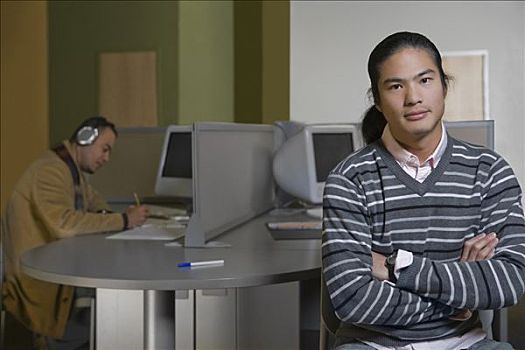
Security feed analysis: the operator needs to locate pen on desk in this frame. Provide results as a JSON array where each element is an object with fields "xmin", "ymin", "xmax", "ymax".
[
  {"xmin": 177, "ymin": 260, "xmax": 225, "ymax": 268},
  {"xmin": 133, "ymin": 192, "xmax": 141, "ymax": 206}
]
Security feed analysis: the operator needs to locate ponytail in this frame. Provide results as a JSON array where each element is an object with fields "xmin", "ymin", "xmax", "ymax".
[{"xmin": 361, "ymin": 106, "xmax": 386, "ymax": 145}]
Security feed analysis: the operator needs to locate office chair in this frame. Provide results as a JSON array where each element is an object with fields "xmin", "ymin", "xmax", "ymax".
[
  {"xmin": 319, "ymin": 273, "xmax": 339, "ymax": 350},
  {"xmin": 1, "ymin": 219, "xmax": 5, "ymax": 350},
  {"xmin": 319, "ymin": 273, "xmax": 506, "ymax": 350}
]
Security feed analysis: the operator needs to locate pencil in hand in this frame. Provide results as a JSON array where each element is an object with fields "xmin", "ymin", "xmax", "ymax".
[{"xmin": 133, "ymin": 192, "xmax": 141, "ymax": 206}]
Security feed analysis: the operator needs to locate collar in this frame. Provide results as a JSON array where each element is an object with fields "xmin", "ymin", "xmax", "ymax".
[
  {"xmin": 381, "ymin": 123, "xmax": 448, "ymax": 168},
  {"xmin": 62, "ymin": 140, "xmax": 79, "ymax": 165}
]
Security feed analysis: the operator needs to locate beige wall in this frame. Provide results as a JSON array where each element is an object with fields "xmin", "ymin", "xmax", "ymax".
[
  {"xmin": 1, "ymin": 1, "xmax": 49, "ymax": 212},
  {"xmin": 290, "ymin": 1, "xmax": 525, "ymax": 192}
]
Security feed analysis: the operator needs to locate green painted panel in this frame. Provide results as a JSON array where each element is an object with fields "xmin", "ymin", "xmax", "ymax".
[
  {"xmin": 49, "ymin": 0, "xmax": 289, "ymax": 141},
  {"xmin": 49, "ymin": 0, "xmax": 178, "ymax": 143},
  {"xmin": 178, "ymin": 1, "xmax": 234, "ymax": 124},
  {"xmin": 234, "ymin": 1, "xmax": 262, "ymax": 124}
]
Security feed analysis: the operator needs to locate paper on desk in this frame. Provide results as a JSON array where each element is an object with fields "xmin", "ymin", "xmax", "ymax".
[{"xmin": 106, "ymin": 224, "xmax": 185, "ymax": 241}]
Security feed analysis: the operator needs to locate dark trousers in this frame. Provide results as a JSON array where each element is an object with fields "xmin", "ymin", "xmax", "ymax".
[
  {"xmin": 34, "ymin": 288, "xmax": 94, "ymax": 350},
  {"xmin": 3, "ymin": 308, "xmax": 90, "ymax": 350}
]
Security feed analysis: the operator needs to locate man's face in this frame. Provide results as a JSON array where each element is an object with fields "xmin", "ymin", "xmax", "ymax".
[
  {"xmin": 77, "ymin": 127, "xmax": 116, "ymax": 174},
  {"xmin": 375, "ymin": 48, "xmax": 446, "ymax": 147}
]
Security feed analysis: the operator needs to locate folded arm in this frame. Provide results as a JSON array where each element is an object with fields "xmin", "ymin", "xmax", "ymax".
[
  {"xmin": 396, "ymin": 161, "xmax": 525, "ymax": 310},
  {"xmin": 322, "ymin": 173, "xmax": 458, "ymax": 326}
]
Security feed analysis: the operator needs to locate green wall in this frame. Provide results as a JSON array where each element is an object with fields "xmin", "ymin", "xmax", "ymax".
[
  {"xmin": 178, "ymin": 1, "xmax": 234, "ymax": 124},
  {"xmin": 49, "ymin": 0, "xmax": 179, "ymax": 144},
  {"xmin": 234, "ymin": 1, "xmax": 290, "ymax": 125},
  {"xmin": 234, "ymin": 1, "xmax": 262, "ymax": 124},
  {"xmin": 49, "ymin": 0, "xmax": 289, "ymax": 144}
]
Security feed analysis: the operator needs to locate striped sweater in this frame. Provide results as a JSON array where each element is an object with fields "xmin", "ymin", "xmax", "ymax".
[{"xmin": 322, "ymin": 136, "xmax": 525, "ymax": 347}]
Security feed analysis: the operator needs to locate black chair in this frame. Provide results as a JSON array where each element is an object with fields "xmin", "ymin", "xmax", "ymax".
[
  {"xmin": 1, "ymin": 219, "xmax": 6, "ymax": 350},
  {"xmin": 319, "ymin": 273, "xmax": 339, "ymax": 350}
]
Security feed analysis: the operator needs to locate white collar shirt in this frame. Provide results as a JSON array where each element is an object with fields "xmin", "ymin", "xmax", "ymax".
[{"xmin": 381, "ymin": 123, "xmax": 448, "ymax": 183}]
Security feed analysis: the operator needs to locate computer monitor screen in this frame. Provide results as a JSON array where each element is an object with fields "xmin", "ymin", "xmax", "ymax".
[
  {"xmin": 273, "ymin": 124, "xmax": 363, "ymax": 205},
  {"xmin": 161, "ymin": 132, "xmax": 192, "ymax": 178},
  {"xmin": 313, "ymin": 133, "xmax": 355, "ymax": 182},
  {"xmin": 155, "ymin": 125, "xmax": 193, "ymax": 199}
]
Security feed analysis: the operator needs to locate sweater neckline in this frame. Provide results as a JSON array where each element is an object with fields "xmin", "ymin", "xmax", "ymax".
[{"xmin": 375, "ymin": 137, "xmax": 454, "ymax": 196}]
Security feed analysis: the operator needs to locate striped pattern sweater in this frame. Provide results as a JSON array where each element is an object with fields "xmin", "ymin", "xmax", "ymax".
[{"xmin": 322, "ymin": 136, "xmax": 525, "ymax": 346}]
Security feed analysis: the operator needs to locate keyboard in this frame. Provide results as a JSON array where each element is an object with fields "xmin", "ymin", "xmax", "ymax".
[
  {"xmin": 146, "ymin": 204, "xmax": 189, "ymax": 222},
  {"xmin": 266, "ymin": 221, "xmax": 322, "ymax": 240},
  {"xmin": 266, "ymin": 221, "xmax": 322, "ymax": 231}
]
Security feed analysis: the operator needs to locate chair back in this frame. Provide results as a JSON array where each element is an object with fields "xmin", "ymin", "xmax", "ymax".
[
  {"xmin": 321, "ymin": 272, "xmax": 340, "ymax": 335},
  {"xmin": 1, "ymin": 218, "xmax": 5, "ymax": 349}
]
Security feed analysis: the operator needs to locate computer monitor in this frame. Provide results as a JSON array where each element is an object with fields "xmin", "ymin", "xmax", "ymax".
[
  {"xmin": 154, "ymin": 125, "xmax": 193, "ymax": 199},
  {"xmin": 272, "ymin": 123, "xmax": 363, "ymax": 205}
]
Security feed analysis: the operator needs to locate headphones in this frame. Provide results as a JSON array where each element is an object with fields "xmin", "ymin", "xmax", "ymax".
[
  {"xmin": 76, "ymin": 126, "xmax": 99, "ymax": 146},
  {"xmin": 72, "ymin": 116, "xmax": 116, "ymax": 146}
]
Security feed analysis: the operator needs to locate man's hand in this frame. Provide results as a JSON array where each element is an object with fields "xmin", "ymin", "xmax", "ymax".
[
  {"xmin": 371, "ymin": 251, "xmax": 389, "ymax": 281},
  {"xmin": 125, "ymin": 205, "xmax": 149, "ymax": 228},
  {"xmin": 461, "ymin": 233, "xmax": 498, "ymax": 262}
]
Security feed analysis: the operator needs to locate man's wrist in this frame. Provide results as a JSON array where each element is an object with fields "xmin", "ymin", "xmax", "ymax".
[{"xmin": 122, "ymin": 213, "xmax": 129, "ymax": 229}]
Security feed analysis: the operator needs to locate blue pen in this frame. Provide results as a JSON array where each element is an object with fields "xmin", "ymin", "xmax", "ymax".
[{"xmin": 177, "ymin": 259, "xmax": 224, "ymax": 268}]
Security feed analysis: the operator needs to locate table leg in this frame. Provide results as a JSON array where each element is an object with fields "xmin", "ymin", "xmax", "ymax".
[{"xmin": 144, "ymin": 290, "xmax": 175, "ymax": 350}]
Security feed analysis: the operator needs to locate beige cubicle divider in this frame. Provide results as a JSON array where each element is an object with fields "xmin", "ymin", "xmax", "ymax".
[
  {"xmin": 444, "ymin": 120, "xmax": 494, "ymax": 150},
  {"xmin": 88, "ymin": 127, "xmax": 166, "ymax": 203}
]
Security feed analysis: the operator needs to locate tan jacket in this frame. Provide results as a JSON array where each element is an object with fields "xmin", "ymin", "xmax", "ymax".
[{"xmin": 2, "ymin": 141, "xmax": 125, "ymax": 338}]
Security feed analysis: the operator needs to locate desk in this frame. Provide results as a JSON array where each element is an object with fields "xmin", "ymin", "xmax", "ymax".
[{"xmin": 20, "ymin": 213, "xmax": 321, "ymax": 349}]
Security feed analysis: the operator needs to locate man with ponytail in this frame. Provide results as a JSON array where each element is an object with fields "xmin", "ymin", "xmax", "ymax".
[{"xmin": 322, "ymin": 32, "xmax": 524, "ymax": 349}]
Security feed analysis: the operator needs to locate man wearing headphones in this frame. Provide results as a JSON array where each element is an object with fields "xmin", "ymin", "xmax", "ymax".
[{"xmin": 2, "ymin": 116, "xmax": 148, "ymax": 349}]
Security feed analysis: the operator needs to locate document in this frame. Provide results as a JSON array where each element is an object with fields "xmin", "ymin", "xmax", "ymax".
[{"xmin": 106, "ymin": 224, "xmax": 186, "ymax": 241}]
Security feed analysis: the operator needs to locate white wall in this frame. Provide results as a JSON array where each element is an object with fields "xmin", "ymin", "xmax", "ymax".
[{"xmin": 291, "ymin": 1, "xmax": 525, "ymax": 188}]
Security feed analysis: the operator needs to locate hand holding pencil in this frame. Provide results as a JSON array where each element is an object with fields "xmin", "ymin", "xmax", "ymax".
[{"xmin": 125, "ymin": 192, "xmax": 149, "ymax": 228}]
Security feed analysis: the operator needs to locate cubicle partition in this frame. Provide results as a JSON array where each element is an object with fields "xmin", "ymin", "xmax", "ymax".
[
  {"xmin": 88, "ymin": 127, "xmax": 167, "ymax": 204},
  {"xmin": 183, "ymin": 122, "xmax": 275, "ymax": 247},
  {"xmin": 445, "ymin": 120, "xmax": 494, "ymax": 150}
]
